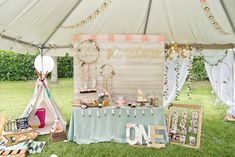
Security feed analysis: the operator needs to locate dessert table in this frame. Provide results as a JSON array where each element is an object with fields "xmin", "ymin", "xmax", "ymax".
[{"xmin": 68, "ymin": 106, "xmax": 169, "ymax": 144}]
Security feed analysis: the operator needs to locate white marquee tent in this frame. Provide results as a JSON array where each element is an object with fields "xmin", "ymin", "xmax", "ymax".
[
  {"xmin": 0, "ymin": 0, "xmax": 234, "ymax": 55},
  {"xmin": 0, "ymin": 0, "xmax": 234, "ymax": 115}
]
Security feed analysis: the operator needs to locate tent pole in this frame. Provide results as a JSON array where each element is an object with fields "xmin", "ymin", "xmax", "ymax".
[
  {"xmin": 144, "ymin": 0, "xmax": 152, "ymax": 34},
  {"xmin": 41, "ymin": 0, "xmax": 83, "ymax": 48},
  {"xmin": 219, "ymin": 0, "xmax": 235, "ymax": 34},
  {"xmin": 42, "ymin": 43, "xmax": 234, "ymax": 50},
  {"xmin": 0, "ymin": 34, "xmax": 40, "ymax": 49},
  {"xmin": 143, "ymin": 0, "xmax": 152, "ymax": 34}
]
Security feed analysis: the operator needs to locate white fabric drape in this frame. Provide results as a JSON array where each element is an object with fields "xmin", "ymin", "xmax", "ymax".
[
  {"xmin": 204, "ymin": 49, "xmax": 235, "ymax": 115},
  {"xmin": 163, "ymin": 59, "xmax": 191, "ymax": 106}
]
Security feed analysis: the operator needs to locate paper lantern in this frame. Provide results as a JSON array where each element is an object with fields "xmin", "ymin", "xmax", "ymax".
[{"xmin": 34, "ymin": 55, "xmax": 54, "ymax": 74}]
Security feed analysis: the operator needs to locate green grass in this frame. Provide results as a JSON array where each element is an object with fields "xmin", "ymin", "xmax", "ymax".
[{"xmin": 0, "ymin": 79, "xmax": 234, "ymax": 157}]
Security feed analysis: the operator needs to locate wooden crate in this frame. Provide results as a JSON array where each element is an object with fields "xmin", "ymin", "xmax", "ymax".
[{"xmin": 50, "ymin": 131, "xmax": 67, "ymax": 142}]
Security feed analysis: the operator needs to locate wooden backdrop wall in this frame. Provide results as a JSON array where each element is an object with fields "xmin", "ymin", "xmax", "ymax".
[{"xmin": 74, "ymin": 35, "xmax": 165, "ymax": 104}]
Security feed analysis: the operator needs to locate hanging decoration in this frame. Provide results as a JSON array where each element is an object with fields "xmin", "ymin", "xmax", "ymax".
[
  {"xmin": 61, "ymin": 0, "xmax": 112, "ymax": 29},
  {"xmin": 200, "ymin": 0, "xmax": 230, "ymax": 35},
  {"xmin": 76, "ymin": 39, "xmax": 100, "ymax": 93},
  {"xmin": 34, "ymin": 55, "xmax": 55, "ymax": 75},
  {"xmin": 98, "ymin": 64, "xmax": 115, "ymax": 107},
  {"xmin": 99, "ymin": 64, "xmax": 115, "ymax": 92},
  {"xmin": 76, "ymin": 39, "xmax": 100, "ymax": 65}
]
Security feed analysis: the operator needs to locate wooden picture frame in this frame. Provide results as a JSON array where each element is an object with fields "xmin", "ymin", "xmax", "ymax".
[{"xmin": 167, "ymin": 104, "xmax": 202, "ymax": 149}]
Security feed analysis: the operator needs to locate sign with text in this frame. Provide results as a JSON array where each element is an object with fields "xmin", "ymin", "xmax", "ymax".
[
  {"xmin": 16, "ymin": 117, "xmax": 29, "ymax": 130},
  {"xmin": 126, "ymin": 123, "xmax": 167, "ymax": 148}
]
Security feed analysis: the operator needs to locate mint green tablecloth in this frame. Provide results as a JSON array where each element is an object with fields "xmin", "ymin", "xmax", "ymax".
[{"xmin": 68, "ymin": 107, "xmax": 169, "ymax": 144}]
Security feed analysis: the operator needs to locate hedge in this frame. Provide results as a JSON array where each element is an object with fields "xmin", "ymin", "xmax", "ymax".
[
  {"xmin": 0, "ymin": 51, "xmax": 73, "ymax": 81},
  {"xmin": 0, "ymin": 51, "xmax": 208, "ymax": 81},
  {"xmin": 191, "ymin": 56, "xmax": 208, "ymax": 80},
  {"xmin": 58, "ymin": 53, "xmax": 73, "ymax": 78}
]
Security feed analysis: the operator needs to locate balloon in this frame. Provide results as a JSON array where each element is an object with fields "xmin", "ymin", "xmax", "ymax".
[{"xmin": 34, "ymin": 55, "xmax": 54, "ymax": 74}]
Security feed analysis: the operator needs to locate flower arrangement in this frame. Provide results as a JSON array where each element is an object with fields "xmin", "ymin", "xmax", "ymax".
[{"xmin": 98, "ymin": 91, "xmax": 109, "ymax": 107}]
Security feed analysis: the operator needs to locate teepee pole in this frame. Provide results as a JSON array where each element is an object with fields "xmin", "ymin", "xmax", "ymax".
[{"xmin": 39, "ymin": 48, "xmax": 44, "ymax": 80}]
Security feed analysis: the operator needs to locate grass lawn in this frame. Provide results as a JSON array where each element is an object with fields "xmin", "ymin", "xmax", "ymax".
[{"xmin": 0, "ymin": 78, "xmax": 234, "ymax": 157}]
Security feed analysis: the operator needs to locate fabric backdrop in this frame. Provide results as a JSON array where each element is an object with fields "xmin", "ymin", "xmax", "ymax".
[
  {"xmin": 163, "ymin": 57, "xmax": 192, "ymax": 106},
  {"xmin": 163, "ymin": 49, "xmax": 235, "ymax": 117},
  {"xmin": 204, "ymin": 49, "xmax": 235, "ymax": 115}
]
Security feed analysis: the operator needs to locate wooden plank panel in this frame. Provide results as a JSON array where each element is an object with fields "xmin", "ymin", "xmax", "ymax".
[{"xmin": 74, "ymin": 40, "xmax": 164, "ymax": 104}]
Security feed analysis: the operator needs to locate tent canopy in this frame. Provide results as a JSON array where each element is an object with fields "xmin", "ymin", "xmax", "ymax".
[{"xmin": 0, "ymin": 0, "xmax": 234, "ymax": 54}]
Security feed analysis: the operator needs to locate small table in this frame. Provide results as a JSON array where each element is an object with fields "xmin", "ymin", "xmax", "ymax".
[{"xmin": 68, "ymin": 106, "xmax": 168, "ymax": 144}]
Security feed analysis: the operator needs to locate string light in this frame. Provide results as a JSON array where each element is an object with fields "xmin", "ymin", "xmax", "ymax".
[{"xmin": 166, "ymin": 41, "xmax": 192, "ymax": 60}]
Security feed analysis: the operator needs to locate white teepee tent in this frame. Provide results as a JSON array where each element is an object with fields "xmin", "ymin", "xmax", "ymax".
[{"xmin": 21, "ymin": 79, "xmax": 67, "ymax": 135}]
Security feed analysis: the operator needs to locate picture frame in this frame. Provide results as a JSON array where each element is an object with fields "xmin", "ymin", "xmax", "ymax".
[{"xmin": 168, "ymin": 104, "xmax": 202, "ymax": 149}]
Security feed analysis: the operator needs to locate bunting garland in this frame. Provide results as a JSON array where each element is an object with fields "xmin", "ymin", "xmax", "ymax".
[
  {"xmin": 200, "ymin": 0, "xmax": 230, "ymax": 35},
  {"xmin": 61, "ymin": 0, "xmax": 112, "ymax": 29}
]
